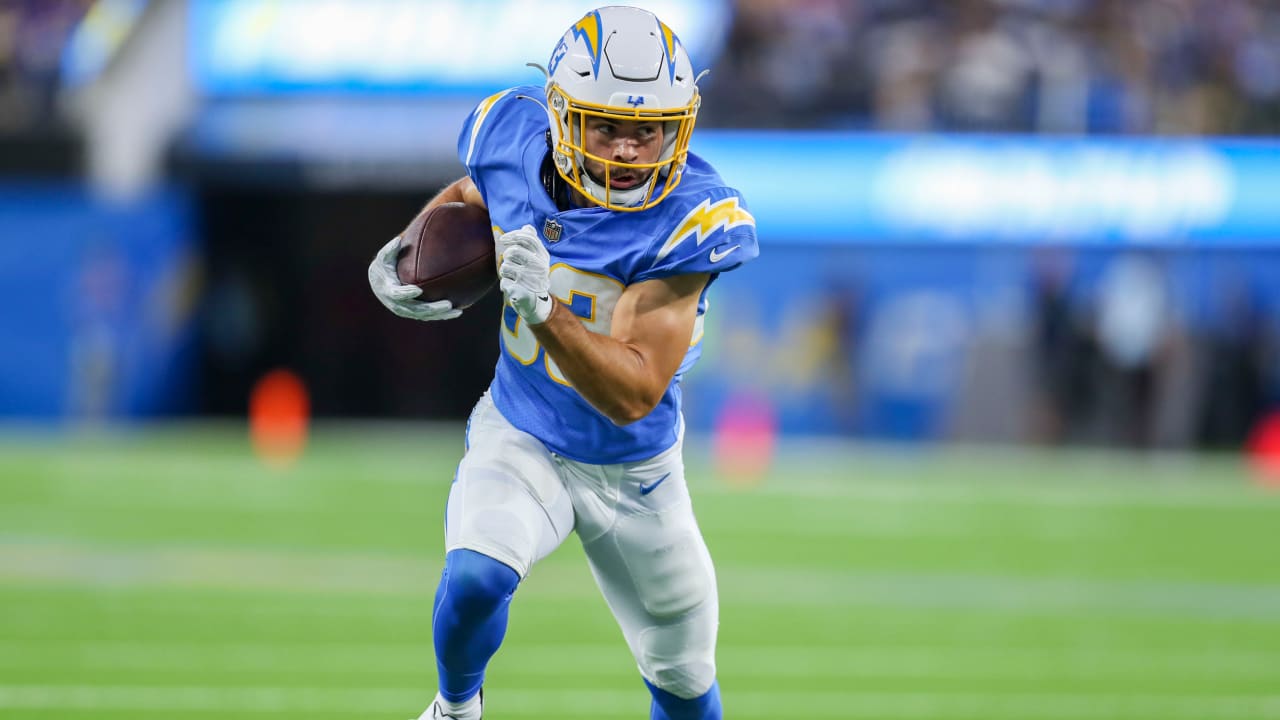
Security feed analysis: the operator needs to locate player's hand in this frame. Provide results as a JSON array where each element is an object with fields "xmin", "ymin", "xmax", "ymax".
[
  {"xmin": 498, "ymin": 225, "xmax": 553, "ymax": 325},
  {"xmin": 367, "ymin": 236, "xmax": 462, "ymax": 321}
]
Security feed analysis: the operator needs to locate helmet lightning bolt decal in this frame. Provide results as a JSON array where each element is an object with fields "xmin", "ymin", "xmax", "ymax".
[
  {"xmin": 657, "ymin": 19, "xmax": 680, "ymax": 83},
  {"xmin": 656, "ymin": 197, "xmax": 755, "ymax": 263},
  {"xmin": 572, "ymin": 10, "xmax": 604, "ymax": 78}
]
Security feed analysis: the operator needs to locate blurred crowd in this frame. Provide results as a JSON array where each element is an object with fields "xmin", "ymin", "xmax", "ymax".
[
  {"xmin": 782, "ymin": 248, "xmax": 1280, "ymax": 449},
  {"xmin": 5, "ymin": 0, "xmax": 1280, "ymax": 136},
  {"xmin": 701, "ymin": 0, "xmax": 1280, "ymax": 134},
  {"xmin": 0, "ymin": 0, "xmax": 91, "ymax": 135},
  {"xmin": 1024, "ymin": 251, "xmax": 1279, "ymax": 449}
]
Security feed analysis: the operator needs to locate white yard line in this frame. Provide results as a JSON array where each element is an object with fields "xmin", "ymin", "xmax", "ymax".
[
  {"xmin": 17, "ymin": 472, "xmax": 1273, "ymax": 511},
  {"xmin": 715, "ymin": 567, "xmax": 1280, "ymax": 620},
  {"xmin": 0, "ymin": 685, "xmax": 1277, "ymax": 718},
  {"xmin": 0, "ymin": 541, "xmax": 435, "ymax": 594},
  {"xmin": 13, "ymin": 436, "xmax": 1274, "ymax": 512},
  {"xmin": 1, "ymin": 642, "xmax": 1277, "ymax": 681},
  {"xmin": 3, "ymin": 541, "xmax": 1280, "ymax": 620},
  {"xmin": 697, "ymin": 475, "xmax": 1278, "ymax": 509}
]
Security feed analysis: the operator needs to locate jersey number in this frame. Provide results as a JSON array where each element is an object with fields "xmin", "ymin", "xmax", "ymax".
[{"xmin": 501, "ymin": 264, "xmax": 624, "ymax": 386}]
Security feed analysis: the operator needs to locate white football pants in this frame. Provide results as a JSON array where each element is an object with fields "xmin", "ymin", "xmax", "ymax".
[{"xmin": 444, "ymin": 391, "xmax": 719, "ymax": 699}]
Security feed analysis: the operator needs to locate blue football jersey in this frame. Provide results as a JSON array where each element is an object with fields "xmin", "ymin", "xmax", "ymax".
[{"xmin": 457, "ymin": 85, "xmax": 759, "ymax": 464}]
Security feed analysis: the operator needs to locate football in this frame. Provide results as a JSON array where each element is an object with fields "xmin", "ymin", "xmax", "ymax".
[{"xmin": 396, "ymin": 201, "xmax": 498, "ymax": 310}]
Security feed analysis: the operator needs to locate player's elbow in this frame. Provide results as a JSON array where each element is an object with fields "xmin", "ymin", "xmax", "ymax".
[
  {"xmin": 607, "ymin": 408, "xmax": 649, "ymax": 427},
  {"xmin": 603, "ymin": 400, "xmax": 653, "ymax": 426},
  {"xmin": 602, "ymin": 389, "xmax": 662, "ymax": 426}
]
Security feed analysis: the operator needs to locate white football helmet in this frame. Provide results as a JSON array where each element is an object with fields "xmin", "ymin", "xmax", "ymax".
[{"xmin": 542, "ymin": 6, "xmax": 701, "ymax": 211}]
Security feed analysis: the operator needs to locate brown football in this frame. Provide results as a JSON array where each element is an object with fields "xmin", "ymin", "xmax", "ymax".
[{"xmin": 396, "ymin": 201, "xmax": 497, "ymax": 310}]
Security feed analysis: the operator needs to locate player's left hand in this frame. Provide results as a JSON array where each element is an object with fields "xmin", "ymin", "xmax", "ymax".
[
  {"xmin": 367, "ymin": 236, "xmax": 462, "ymax": 322},
  {"xmin": 498, "ymin": 224, "xmax": 554, "ymax": 325}
]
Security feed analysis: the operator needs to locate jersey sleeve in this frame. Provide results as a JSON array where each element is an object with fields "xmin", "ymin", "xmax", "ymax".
[
  {"xmin": 455, "ymin": 85, "xmax": 542, "ymax": 202},
  {"xmin": 632, "ymin": 189, "xmax": 760, "ymax": 283}
]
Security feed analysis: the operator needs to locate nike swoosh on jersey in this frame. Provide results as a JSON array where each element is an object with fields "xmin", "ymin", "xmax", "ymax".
[
  {"xmin": 639, "ymin": 472, "xmax": 671, "ymax": 495},
  {"xmin": 709, "ymin": 245, "xmax": 740, "ymax": 263}
]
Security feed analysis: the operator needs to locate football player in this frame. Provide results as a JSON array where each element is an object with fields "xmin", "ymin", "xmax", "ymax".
[{"xmin": 368, "ymin": 6, "xmax": 759, "ymax": 719}]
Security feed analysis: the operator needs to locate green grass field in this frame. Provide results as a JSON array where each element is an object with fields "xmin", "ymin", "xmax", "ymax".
[{"xmin": 2, "ymin": 425, "xmax": 1279, "ymax": 719}]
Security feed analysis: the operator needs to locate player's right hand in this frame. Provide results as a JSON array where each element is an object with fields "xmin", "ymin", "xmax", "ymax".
[
  {"xmin": 368, "ymin": 236, "xmax": 462, "ymax": 322},
  {"xmin": 497, "ymin": 225, "xmax": 553, "ymax": 325}
]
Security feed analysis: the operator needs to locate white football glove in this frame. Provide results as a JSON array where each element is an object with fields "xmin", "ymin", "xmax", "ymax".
[
  {"xmin": 497, "ymin": 225, "xmax": 554, "ymax": 325},
  {"xmin": 367, "ymin": 235, "xmax": 462, "ymax": 322}
]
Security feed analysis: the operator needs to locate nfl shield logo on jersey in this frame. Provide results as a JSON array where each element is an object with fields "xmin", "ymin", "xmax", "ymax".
[{"xmin": 543, "ymin": 218, "xmax": 563, "ymax": 243}]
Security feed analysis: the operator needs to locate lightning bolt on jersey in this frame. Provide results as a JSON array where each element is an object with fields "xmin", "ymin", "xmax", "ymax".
[{"xmin": 459, "ymin": 85, "xmax": 759, "ymax": 464}]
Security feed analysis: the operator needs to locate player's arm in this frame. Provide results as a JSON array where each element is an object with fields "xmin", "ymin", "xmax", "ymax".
[
  {"xmin": 368, "ymin": 177, "xmax": 486, "ymax": 322},
  {"xmin": 496, "ymin": 224, "xmax": 706, "ymax": 424},
  {"xmin": 418, "ymin": 176, "xmax": 487, "ymax": 215},
  {"xmin": 532, "ymin": 273, "xmax": 706, "ymax": 425}
]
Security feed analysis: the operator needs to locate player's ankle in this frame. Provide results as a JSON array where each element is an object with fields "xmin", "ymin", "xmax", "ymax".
[{"xmin": 431, "ymin": 689, "xmax": 482, "ymax": 720}]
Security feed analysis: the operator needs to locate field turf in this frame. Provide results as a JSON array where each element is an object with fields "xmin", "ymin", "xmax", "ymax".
[{"xmin": 1, "ymin": 425, "xmax": 1278, "ymax": 719}]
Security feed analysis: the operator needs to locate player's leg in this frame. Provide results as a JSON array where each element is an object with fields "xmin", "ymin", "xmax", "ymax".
[
  {"xmin": 426, "ymin": 392, "xmax": 574, "ymax": 718},
  {"xmin": 566, "ymin": 442, "xmax": 723, "ymax": 720},
  {"xmin": 430, "ymin": 549, "xmax": 516, "ymax": 708}
]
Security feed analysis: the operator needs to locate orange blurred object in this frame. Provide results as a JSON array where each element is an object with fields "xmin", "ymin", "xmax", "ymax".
[
  {"xmin": 1246, "ymin": 410, "xmax": 1280, "ymax": 488},
  {"xmin": 249, "ymin": 368, "xmax": 310, "ymax": 468}
]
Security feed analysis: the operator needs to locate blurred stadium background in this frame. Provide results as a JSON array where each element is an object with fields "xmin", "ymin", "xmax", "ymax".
[{"xmin": 2, "ymin": 0, "xmax": 1279, "ymax": 718}]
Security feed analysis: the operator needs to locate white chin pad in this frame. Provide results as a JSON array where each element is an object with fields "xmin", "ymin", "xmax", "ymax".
[{"xmin": 581, "ymin": 168, "xmax": 649, "ymax": 207}]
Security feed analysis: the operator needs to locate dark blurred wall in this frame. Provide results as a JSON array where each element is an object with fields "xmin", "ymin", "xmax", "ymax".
[{"xmin": 196, "ymin": 187, "xmax": 501, "ymax": 419}]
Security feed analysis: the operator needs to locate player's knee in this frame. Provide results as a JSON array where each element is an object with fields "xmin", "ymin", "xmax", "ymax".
[
  {"xmin": 646, "ymin": 678, "xmax": 722, "ymax": 719},
  {"xmin": 442, "ymin": 549, "xmax": 520, "ymax": 616},
  {"xmin": 636, "ymin": 616, "xmax": 717, "ymax": 700},
  {"xmin": 646, "ymin": 660, "xmax": 717, "ymax": 700}
]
